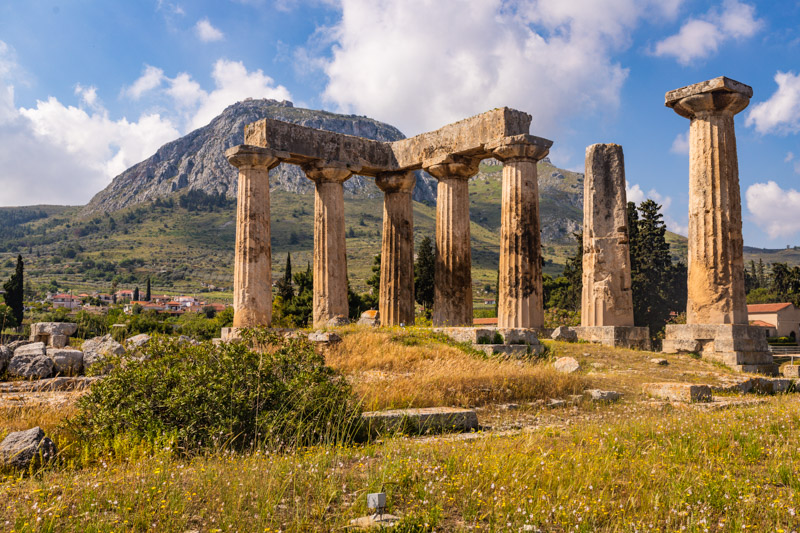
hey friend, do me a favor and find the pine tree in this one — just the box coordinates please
[2,255,24,327]
[414,236,435,311]
[757,258,767,288]
[145,277,151,302]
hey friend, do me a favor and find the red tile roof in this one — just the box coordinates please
[747,303,793,313]
[750,320,776,328]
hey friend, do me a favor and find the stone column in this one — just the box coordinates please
[581,144,635,327]
[226,145,283,329]
[425,155,480,326]
[489,135,552,329]
[375,171,416,326]
[302,161,356,328]
[666,77,751,325]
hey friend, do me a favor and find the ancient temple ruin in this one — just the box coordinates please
[223,108,552,332]
[574,144,650,350]
[661,76,774,373]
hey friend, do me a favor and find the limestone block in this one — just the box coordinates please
[573,326,651,350]
[361,407,478,437]
[126,334,151,350]
[0,345,11,373]
[9,343,53,379]
[49,334,68,349]
[0,427,57,470]
[357,310,379,327]
[644,382,712,403]
[46,347,84,376]
[551,326,578,342]
[475,343,543,358]
[326,315,350,327]
[553,357,580,373]
[584,389,621,402]
[308,331,342,344]
[650,358,669,366]
[663,324,773,373]
[82,334,125,370]
[782,365,800,378]
[29,322,78,339]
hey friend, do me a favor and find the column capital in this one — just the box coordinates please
[423,154,480,180]
[225,145,287,170]
[375,171,416,193]
[487,134,553,162]
[302,160,360,184]
[666,76,752,119]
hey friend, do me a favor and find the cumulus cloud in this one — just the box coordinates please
[313,0,682,137]
[746,71,800,135]
[0,43,290,205]
[653,0,762,65]
[786,152,795,163]
[670,130,690,155]
[746,181,800,239]
[195,18,224,42]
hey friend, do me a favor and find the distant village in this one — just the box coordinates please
[47,290,229,316]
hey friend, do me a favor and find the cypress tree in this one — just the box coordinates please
[145,277,151,301]
[277,253,294,302]
[414,235,435,311]
[133,286,140,302]
[2,255,24,327]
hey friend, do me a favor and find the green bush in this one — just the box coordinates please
[71,331,362,452]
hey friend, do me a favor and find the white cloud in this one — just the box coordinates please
[670,130,690,155]
[626,183,645,204]
[653,0,762,65]
[625,183,687,235]
[195,18,224,42]
[746,71,800,135]
[124,65,165,100]
[313,0,682,137]
[786,152,795,163]
[746,181,800,239]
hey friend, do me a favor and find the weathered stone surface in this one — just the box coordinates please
[0,427,57,469]
[581,144,635,328]
[308,331,342,344]
[357,310,380,327]
[491,136,552,329]
[475,343,543,358]
[29,322,78,339]
[584,389,621,402]
[553,356,580,373]
[376,172,416,326]
[666,77,750,326]
[551,326,578,342]
[663,324,774,373]
[573,326,651,350]
[782,364,800,378]
[126,334,151,349]
[428,156,480,326]
[7,340,31,351]
[9,343,53,379]
[305,164,353,328]
[46,348,84,376]
[82,335,125,369]
[644,382,712,403]
[772,379,794,393]
[361,407,478,436]
[650,358,669,366]
[326,315,350,327]
[227,145,281,329]
[0,345,11,373]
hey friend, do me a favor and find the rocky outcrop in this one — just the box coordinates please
[82,334,125,370]
[9,343,53,379]
[0,427,57,469]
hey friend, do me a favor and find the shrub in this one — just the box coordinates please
[70,331,362,453]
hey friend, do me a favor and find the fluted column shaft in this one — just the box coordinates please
[227,146,282,328]
[581,144,635,327]
[376,172,416,326]
[426,156,480,326]
[669,88,750,325]
[491,136,551,329]
[303,162,354,328]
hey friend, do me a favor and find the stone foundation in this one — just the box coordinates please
[662,324,776,374]
[574,326,651,350]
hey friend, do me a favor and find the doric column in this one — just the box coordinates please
[666,77,751,325]
[424,155,480,326]
[489,134,552,329]
[375,171,416,326]
[226,145,284,328]
[302,161,357,328]
[581,143,635,327]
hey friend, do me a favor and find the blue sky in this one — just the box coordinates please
[0,0,799,249]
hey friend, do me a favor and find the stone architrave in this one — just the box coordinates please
[424,156,481,327]
[488,134,552,329]
[375,171,416,326]
[581,144,634,327]
[662,77,774,373]
[303,161,358,328]
[226,145,284,329]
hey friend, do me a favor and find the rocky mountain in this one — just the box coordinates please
[82,99,441,215]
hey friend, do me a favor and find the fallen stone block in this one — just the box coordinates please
[308,331,342,344]
[82,334,125,373]
[357,310,379,327]
[361,407,478,437]
[551,326,578,342]
[771,379,794,393]
[326,315,350,327]
[553,356,580,374]
[125,334,151,350]
[0,427,57,470]
[476,343,543,358]
[0,345,11,373]
[644,382,712,403]
[782,364,800,378]
[650,358,669,366]
[9,343,53,379]
[47,348,84,376]
[584,389,621,402]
